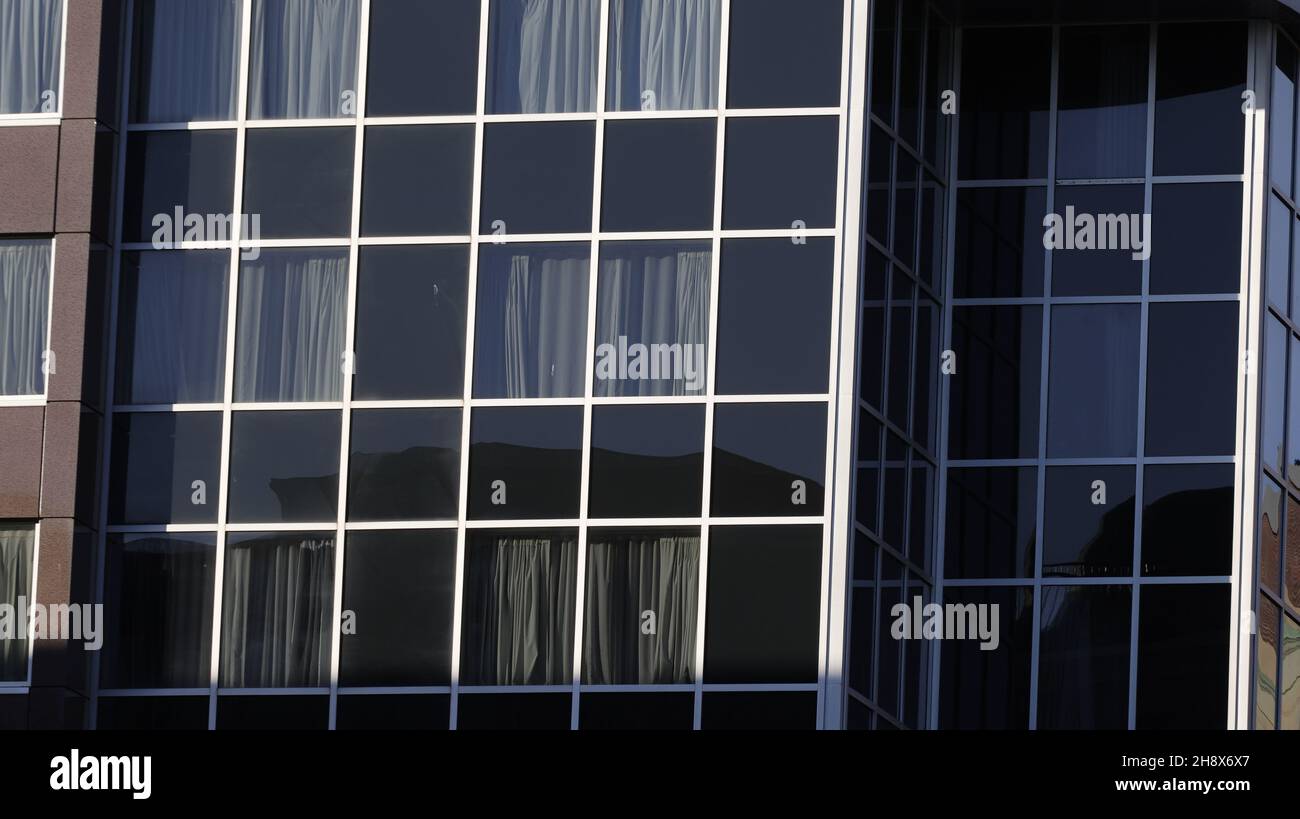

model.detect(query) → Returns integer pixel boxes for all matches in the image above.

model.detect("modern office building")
[0,0,1296,730]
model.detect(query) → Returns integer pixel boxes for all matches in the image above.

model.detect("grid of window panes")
[1254,24,1300,732]
[930,21,1244,730]
[845,0,950,731]
[97,0,848,730]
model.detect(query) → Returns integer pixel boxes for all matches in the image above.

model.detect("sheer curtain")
[248,0,358,119]
[235,249,347,402]
[596,243,709,396]
[0,525,34,683]
[133,0,240,122]
[220,534,334,688]
[608,0,720,111]
[103,535,215,689]
[461,533,577,686]
[0,0,61,114]
[118,252,229,405]
[0,239,51,396]
[476,247,589,398]
[489,0,598,113]
[583,532,699,685]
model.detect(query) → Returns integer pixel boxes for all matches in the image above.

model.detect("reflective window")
[722,116,839,230]
[1273,38,1297,199]
[579,692,695,729]
[954,187,1046,299]
[101,534,216,688]
[715,238,833,395]
[109,412,223,525]
[473,243,590,399]
[234,248,348,403]
[366,0,480,116]
[361,125,475,237]
[468,406,583,520]
[1056,26,1148,180]
[1141,465,1233,577]
[457,692,571,729]
[1049,184,1144,297]
[486,0,598,114]
[949,306,1042,460]
[703,525,821,683]
[248,0,359,120]
[1263,317,1288,474]
[1145,302,1237,457]
[1043,466,1134,579]
[725,0,842,109]
[97,697,209,730]
[347,409,461,522]
[711,403,826,517]
[945,467,1036,579]
[589,405,705,519]
[123,131,236,243]
[958,27,1051,180]
[1154,23,1247,176]
[1047,304,1140,458]
[1150,183,1242,295]
[335,694,449,730]
[939,588,1032,729]
[1283,616,1300,728]
[219,531,335,688]
[594,240,710,398]
[339,530,456,686]
[132,0,241,122]
[1258,596,1280,729]
[459,529,578,685]
[1136,585,1230,728]
[0,239,52,396]
[602,119,715,232]
[701,692,817,729]
[116,251,229,405]
[583,528,699,684]
[1260,476,1283,594]
[479,122,596,235]
[227,411,341,524]
[607,0,721,112]
[243,128,354,239]
[353,245,469,401]
[1267,195,1291,311]
[216,696,329,729]
[1036,585,1130,729]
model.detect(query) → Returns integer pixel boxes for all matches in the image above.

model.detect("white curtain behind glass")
[596,246,709,396]
[0,0,61,114]
[248,0,358,119]
[121,252,228,405]
[235,249,347,402]
[0,240,51,396]
[608,0,719,111]
[477,249,588,398]
[134,0,240,122]
[583,533,698,685]
[0,525,34,683]
[219,535,333,688]
[490,0,598,113]
[463,534,577,686]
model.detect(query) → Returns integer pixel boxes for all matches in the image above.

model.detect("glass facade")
[6,0,1285,730]
[848,4,1247,730]
[100,0,847,730]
